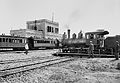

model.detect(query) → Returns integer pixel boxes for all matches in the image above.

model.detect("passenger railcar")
[0,35,27,51]
[0,35,58,51]
[28,37,56,49]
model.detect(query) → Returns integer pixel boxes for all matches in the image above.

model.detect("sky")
[0,0,120,36]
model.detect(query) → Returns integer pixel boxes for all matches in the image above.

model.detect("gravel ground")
[0,49,58,61]
[0,49,58,70]
[0,50,120,83]
[0,57,120,83]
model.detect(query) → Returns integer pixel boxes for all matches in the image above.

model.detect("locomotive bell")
[72,33,76,39]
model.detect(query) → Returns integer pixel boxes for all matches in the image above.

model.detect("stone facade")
[10,29,43,38]
[10,19,62,40]
[26,19,62,40]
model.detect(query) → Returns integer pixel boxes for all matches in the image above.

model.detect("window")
[9,39,12,43]
[52,27,54,33]
[47,26,51,32]
[34,41,35,43]
[12,39,15,43]
[97,35,100,38]
[55,28,59,33]
[37,40,44,43]
[51,41,53,44]
[22,39,24,43]
[3,38,5,42]
[94,35,96,39]
[86,35,89,39]
[0,38,2,42]
[90,34,94,39]
[6,38,8,42]
[20,39,22,43]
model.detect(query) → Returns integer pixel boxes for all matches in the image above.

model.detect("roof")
[85,30,109,35]
[26,19,59,26]
[0,35,26,38]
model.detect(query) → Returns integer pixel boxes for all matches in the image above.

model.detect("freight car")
[0,35,58,51]
[104,35,120,55]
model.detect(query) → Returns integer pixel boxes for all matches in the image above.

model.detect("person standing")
[115,41,119,60]
[25,43,29,55]
[88,41,94,58]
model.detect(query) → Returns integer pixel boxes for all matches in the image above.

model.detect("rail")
[0,57,74,78]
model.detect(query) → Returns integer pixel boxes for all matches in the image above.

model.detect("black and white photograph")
[0,0,120,83]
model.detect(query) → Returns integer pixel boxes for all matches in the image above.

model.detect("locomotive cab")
[85,30,109,53]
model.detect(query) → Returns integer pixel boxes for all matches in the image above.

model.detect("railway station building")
[26,19,62,39]
[10,19,62,40]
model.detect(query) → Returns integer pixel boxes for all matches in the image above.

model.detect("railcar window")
[20,39,22,43]
[37,40,42,43]
[9,39,12,43]
[3,38,5,42]
[44,41,46,43]
[23,39,26,43]
[47,41,50,43]
[45,41,50,43]
[97,35,100,38]
[12,39,15,43]
[21,39,23,43]
[55,28,59,33]
[86,35,89,39]
[90,34,94,39]
[14,39,16,43]
[24,39,26,43]
[51,41,53,44]
[37,40,40,43]
[0,38,2,42]
[94,35,96,39]
[6,38,8,42]
[52,27,54,33]
[15,39,18,43]
[36,40,50,43]
[47,26,49,32]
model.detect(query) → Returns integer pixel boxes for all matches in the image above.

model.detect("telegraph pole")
[34,20,37,30]
[52,12,54,22]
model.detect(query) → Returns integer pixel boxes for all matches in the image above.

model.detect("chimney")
[68,29,70,39]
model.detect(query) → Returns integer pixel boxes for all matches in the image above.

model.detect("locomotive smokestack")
[68,29,70,39]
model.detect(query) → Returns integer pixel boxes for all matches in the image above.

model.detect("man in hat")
[25,43,29,55]
[115,41,120,60]
[88,41,94,58]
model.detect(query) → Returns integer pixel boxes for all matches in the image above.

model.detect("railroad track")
[0,57,74,78]
[53,52,115,58]
[0,56,55,64]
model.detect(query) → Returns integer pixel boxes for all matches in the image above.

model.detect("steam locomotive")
[0,35,58,51]
[61,29,120,55]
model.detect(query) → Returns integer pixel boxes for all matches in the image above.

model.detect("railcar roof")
[33,38,54,41]
[63,38,86,40]
[0,35,26,38]
[85,31,109,35]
